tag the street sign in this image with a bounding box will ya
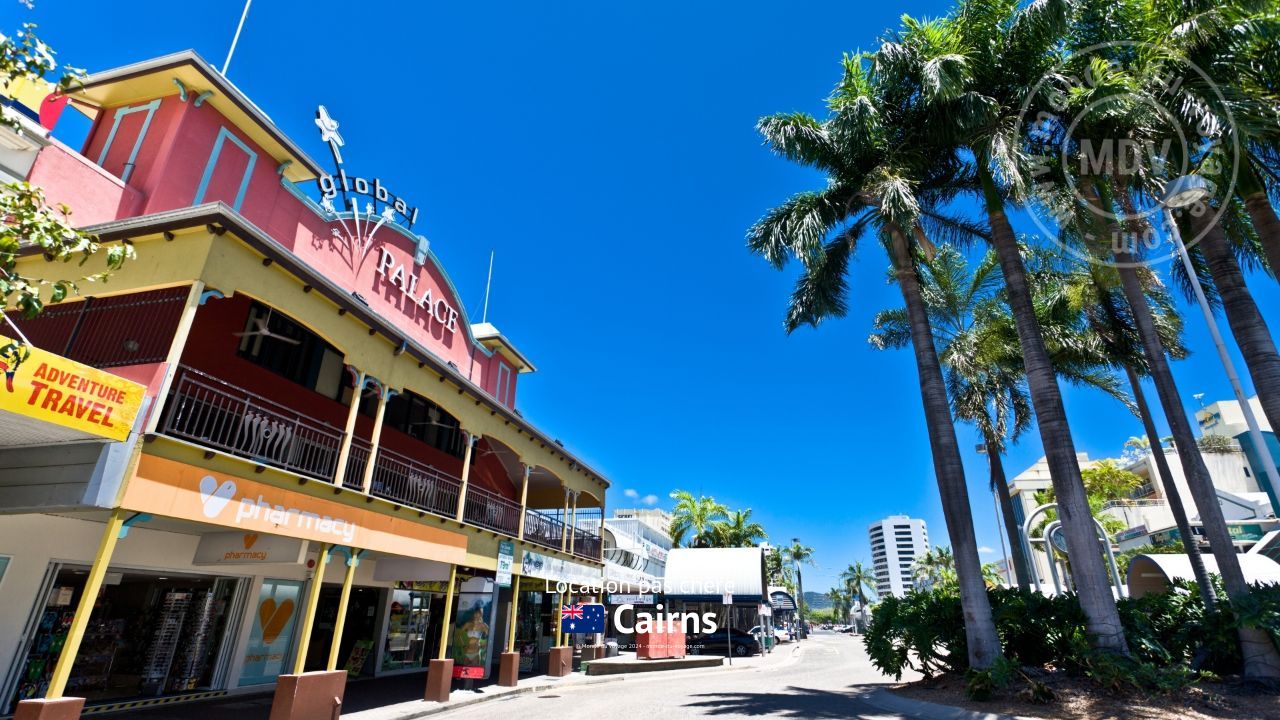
[722,592,733,605]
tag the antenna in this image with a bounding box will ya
[222,0,254,75]
[481,250,495,323]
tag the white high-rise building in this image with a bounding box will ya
[869,515,930,598]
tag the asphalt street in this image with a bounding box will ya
[439,631,926,720]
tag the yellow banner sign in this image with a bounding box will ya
[125,455,470,563]
[0,335,143,442]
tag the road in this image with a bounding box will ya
[442,631,925,720]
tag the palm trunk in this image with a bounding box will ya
[1184,214,1280,678]
[1237,164,1280,278]
[888,223,1001,669]
[1192,212,1280,453]
[985,436,1032,589]
[979,169,1128,654]
[1122,365,1217,611]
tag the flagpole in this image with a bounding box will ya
[221,0,254,75]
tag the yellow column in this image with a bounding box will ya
[455,433,478,520]
[506,574,521,652]
[568,492,579,554]
[46,510,127,698]
[332,370,367,487]
[516,465,531,540]
[327,548,361,671]
[437,565,458,660]
[145,281,205,434]
[293,543,332,674]
[360,388,392,493]
[559,488,570,552]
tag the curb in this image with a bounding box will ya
[344,676,624,720]
[861,688,1041,720]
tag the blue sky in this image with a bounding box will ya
[14,0,1280,593]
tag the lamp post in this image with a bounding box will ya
[1161,175,1280,503]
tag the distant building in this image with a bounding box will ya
[1196,395,1279,515]
[869,515,929,598]
[611,507,673,536]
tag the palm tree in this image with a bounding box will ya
[871,245,1130,590]
[668,491,727,549]
[783,540,814,639]
[711,509,767,548]
[827,587,850,624]
[912,546,958,591]
[1036,1,1280,675]
[839,562,877,630]
[750,51,1002,668]
[880,0,1131,655]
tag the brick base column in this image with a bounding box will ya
[547,646,573,677]
[425,658,454,702]
[497,652,519,687]
[14,698,86,720]
[268,670,346,720]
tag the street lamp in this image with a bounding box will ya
[1160,175,1280,504]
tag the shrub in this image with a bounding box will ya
[863,580,1280,689]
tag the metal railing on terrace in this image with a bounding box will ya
[162,366,344,479]
[464,484,522,536]
[161,366,602,557]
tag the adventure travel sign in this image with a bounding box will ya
[0,335,143,442]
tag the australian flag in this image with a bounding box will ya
[560,603,606,633]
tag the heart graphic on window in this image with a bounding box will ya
[243,533,260,550]
[258,597,295,645]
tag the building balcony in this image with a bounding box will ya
[160,365,602,557]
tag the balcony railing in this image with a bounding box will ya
[524,509,567,551]
[572,527,602,560]
[464,485,521,536]
[162,366,601,554]
[162,366,344,480]
[347,439,462,519]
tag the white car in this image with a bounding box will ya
[748,625,791,643]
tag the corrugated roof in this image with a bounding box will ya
[664,547,765,602]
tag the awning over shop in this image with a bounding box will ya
[664,547,765,602]
[1128,553,1280,598]
[768,586,797,611]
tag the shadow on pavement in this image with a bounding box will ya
[682,683,892,718]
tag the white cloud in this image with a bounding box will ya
[979,546,995,555]
[641,494,659,506]
[623,488,639,499]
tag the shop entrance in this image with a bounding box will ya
[9,567,239,708]
[303,586,380,675]
[381,589,443,673]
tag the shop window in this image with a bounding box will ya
[237,302,344,397]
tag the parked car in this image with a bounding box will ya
[688,627,762,656]
[748,624,790,643]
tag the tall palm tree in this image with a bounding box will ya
[880,0,1131,655]
[871,245,1131,590]
[827,587,850,624]
[1037,1,1280,675]
[783,540,815,639]
[839,561,877,630]
[750,51,1002,668]
[912,546,958,591]
[711,509,767,548]
[668,491,727,549]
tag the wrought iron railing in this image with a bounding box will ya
[347,438,462,519]
[524,509,567,551]
[572,527,602,560]
[162,366,345,480]
[464,485,521,536]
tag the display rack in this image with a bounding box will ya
[168,590,217,692]
[140,591,191,696]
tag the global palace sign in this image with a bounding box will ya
[311,105,461,335]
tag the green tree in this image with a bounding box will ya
[879,0,1130,655]
[710,508,767,548]
[1,18,132,350]
[839,561,877,628]
[870,245,1129,590]
[750,49,1002,668]
[668,490,727,549]
[783,540,815,638]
